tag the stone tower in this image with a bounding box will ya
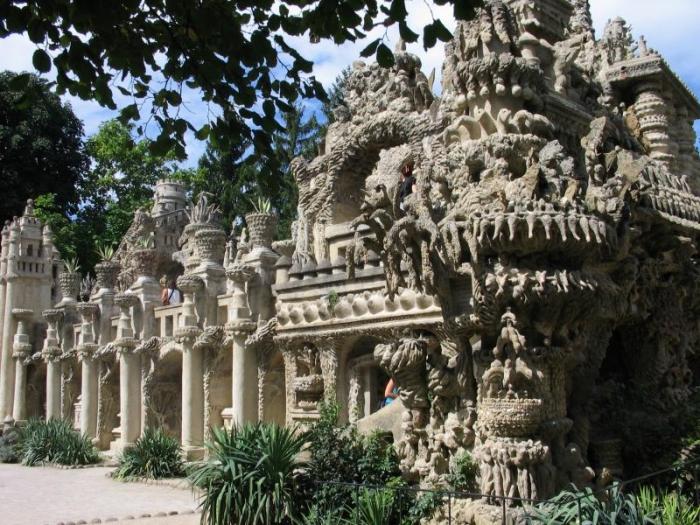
[0,200,57,421]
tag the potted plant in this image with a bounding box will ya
[245,197,277,249]
[94,243,121,289]
[58,257,81,301]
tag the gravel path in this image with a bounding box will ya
[0,464,200,525]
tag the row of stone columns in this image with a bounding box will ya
[3,215,278,458]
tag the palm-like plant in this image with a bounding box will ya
[189,423,306,525]
[134,233,155,249]
[249,196,272,214]
[62,257,81,274]
[95,243,115,261]
[112,427,184,480]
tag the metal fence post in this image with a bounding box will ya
[355,483,360,523]
[448,493,452,525]
[501,497,506,525]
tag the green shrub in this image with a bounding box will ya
[0,425,22,463]
[343,489,394,525]
[302,402,440,525]
[525,483,657,524]
[303,403,402,518]
[112,427,184,480]
[189,422,306,525]
[446,450,478,492]
[637,486,700,525]
[20,418,99,466]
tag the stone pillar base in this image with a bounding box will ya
[221,407,233,431]
[183,446,205,461]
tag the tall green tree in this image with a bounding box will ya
[0,1,481,157]
[35,119,193,272]
[0,70,88,222]
[184,104,323,240]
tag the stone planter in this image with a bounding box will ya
[131,248,158,279]
[182,222,207,271]
[245,212,277,249]
[94,260,121,289]
[478,397,544,438]
[194,227,226,266]
[58,271,80,301]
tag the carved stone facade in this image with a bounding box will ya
[0,0,698,510]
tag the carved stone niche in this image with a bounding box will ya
[292,344,324,410]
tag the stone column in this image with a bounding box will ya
[114,293,140,447]
[42,309,64,420]
[224,264,257,427]
[634,80,673,165]
[176,274,205,458]
[77,302,100,438]
[0,223,10,390]
[11,309,33,422]
[0,219,20,420]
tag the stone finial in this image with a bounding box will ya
[23,199,35,217]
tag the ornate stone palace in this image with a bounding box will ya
[1,0,698,503]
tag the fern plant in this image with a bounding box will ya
[95,243,115,261]
[112,427,184,480]
[62,257,81,274]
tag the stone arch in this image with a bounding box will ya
[342,335,391,424]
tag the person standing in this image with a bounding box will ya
[398,163,416,211]
[161,278,182,306]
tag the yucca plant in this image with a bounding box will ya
[62,257,81,274]
[189,422,306,525]
[19,418,99,466]
[249,196,272,214]
[112,427,184,480]
[524,483,658,524]
[343,489,394,525]
[95,243,115,261]
[134,234,155,249]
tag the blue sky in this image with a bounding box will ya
[0,0,697,166]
